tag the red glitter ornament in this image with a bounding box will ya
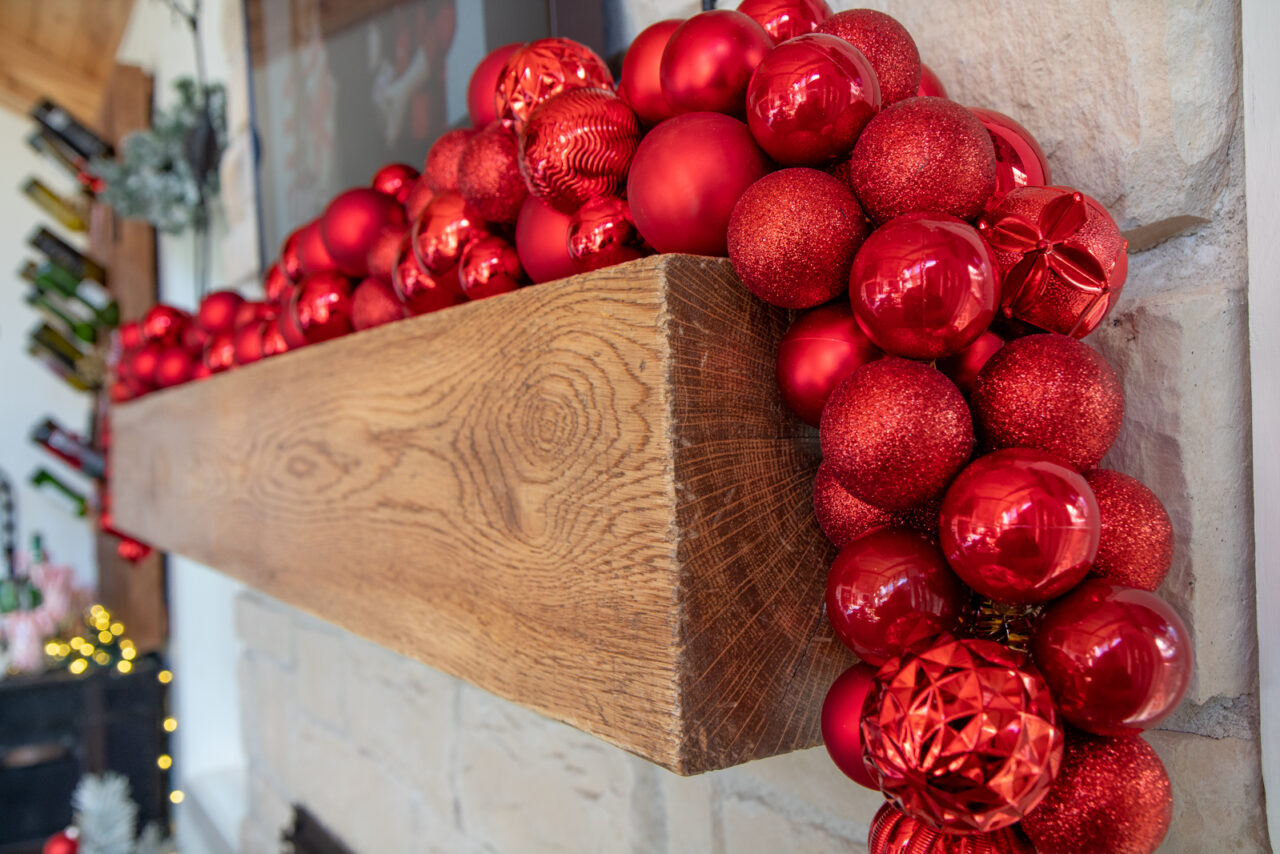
[918,64,947,98]
[628,112,771,256]
[818,9,921,105]
[392,240,466,316]
[1083,469,1174,591]
[367,223,409,283]
[142,304,189,345]
[937,331,1004,396]
[868,803,1036,854]
[515,196,576,283]
[196,290,245,336]
[289,272,354,344]
[279,228,304,281]
[821,663,878,789]
[819,358,974,511]
[728,168,870,308]
[660,10,774,118]
[737,0,832,42]
[412,191,491,276]
[849,98,997,223]
[813,463,939,547]
[320,188,405,278]
[423,128,475,193]
[970,109,1051,201]
[745,34,880,166]
[971,333,1124,471]
[296,219,339,275]
[1022,732,1172,854]
[850,213,999,360]
[459,236,525,300]
[495,38,614,132]
[619,19,681,125]
[468,42,522,128]
[404,176,436,223]
[154,345,196,387]
[978,185,1128,338]
[863,637,1064,834]
[776,302,879,426]
[458,122,528,223]
[351,277,407,331]
[940,448,1100,604]
[370,162,420,204]
[203,333,236,374]
[263,264,292,303]
[568,197,646,274]
[233,320,266,365]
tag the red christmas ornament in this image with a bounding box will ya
[1083,469,1174,591]
[289,273,354,344]
[191,361,213,380]
[863,637,1064,834]
[971,333,1124,471]
[826,527,965,665]
[1033,580,1191,735]
[868,803,1036,854]
[918,64,947,98]
[728,168,870,308]
[203,333,236,374]
[468,42,523,128]
[849,98,997,223]
[412,191,491,276]
[813,463,939,547]
[154,345,196,387]
[818,9,921,105]
[618,20,681,125]
[404,176,436,223]
[235,299,276,328]
[118,320,144,351]
[320,188,405,278]
[978,185,1128,338]
[351,277,407,331]
[108,380,136,403]
[116,538,152,562]
[737,0,832,42]
[568,197,646,274]
[515,196,577,283]
[195,290,244,336]
[820,358,974,511]
[42,828,78,854]
[745,34,881,166]
[366,223,410,283]
[180,321,208,355]
[296,219,339,275]
[970,108,1051,201]
[392,240,466,316]
[370,162,419,204]
[1022,732,1172,854]
[937,331,1005,396]
[261,315,293,358]
[279,227,304,281]
[459,236,525,300]
[821,663,879,789]
[775,301,879,426]
[495,38,614,132]
[628,112,771,256]
[263,264,292,304]
[850,213,999,360]
[660,10,774,118]
[142,304,189,345]
[233,320,267,365]
[459,122,528,223]
[423,128,475,193]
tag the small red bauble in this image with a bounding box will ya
[628,112,771,256]
[918,64,947,98]
[118,320,143,351]
[203,333,236,374]
[42,828,78,854]
[568,197,646,274]
[820,358,974,511]
[196,290,244,336]
[868,803,1036,854]
[1083,469,1174,591]
[261,315,293,358]
[366,223,409,283]
[392,241,465,316]
[459,122,528,224]
[468,42,523,128]
[737,0,832,42]
[404,176,436,223]
[937,330,1004,396]
[412,191,491,276]
[351,277,407,331]
[745,34,881,166]
[154,345,196,387]
[818,9,921,105]
[970,108,1051,201]
[1032,579,1191,735]
[142,304,189,345]
[289,273,354,344]
[515,196,577,283]
[296,219,339,275]
[320,188,405,278]
[850,213,999,360]
[495,38,614,132]
[1022,732,1172,854]
[849,97,997,223]
[971,333,1124,471]
[370,162,420,204]
[423,128,475,193]
[826,527,965,665]
[820,663,878,789]
[619,20,681,125]
[263,264,292,303]
[279,227,304,280]
[660,10,774,118]
[234,300,276,329]
[728,168,870,308]
[459,236,524,300]
[233,320,266,365]
[775,302,879,426]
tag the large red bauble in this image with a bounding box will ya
[320,188,405,278]
[263,264,292,303]
[202,333,236,374]
[1083,469,1174,591]
[351,277,407,331]
[392,240,465,316]
[42,829,78,854]
[296,219,339,275]
[142,304,189,345]
[918,64,947,98]
[468,42,523,128]
[849,98,997,223]
[745,34,880,166]
[232,320,266,365]
[940,448,1099,604]
[515,196,576,283]
[820,663,878,789]
[850,213,999,360]
[195,290,244,336]
[154,344,196,387]
[970,108,1051,201]
[1032,580,1191,735]
[618,20,681,125]
[495,38,614,132]
[820,358,974,510]
[660,10,774,118]
[279,228,304,280]
[775,301,879,426]
[1022,732,1172,854]
[412,191,491,276]
[404,176,436,222]
[812,463,939,547]
[869,803,1036,854]
[818,9,920,105]
[978,186,1128,338]
[370,162,419,204]
[738,0,832,42]
[728,168,870,307]
[628,112,771,256]
[423,128,474,193]
[971,333,1124,471]
[459,236,524,300]
[826,527,965,665]
[567,197,646,274]
[937,330,1004,396]
[366,223,409,283]
[289,273,354,344]
[458,122,527,224]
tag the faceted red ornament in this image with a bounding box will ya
[971,333,1124,471]
[263,264,292,303]
[515,196,577,283]
[519,89,641,214]
[775,302,879,426]
[196,290,244,336]
[918,64,947,98]
[850,98,997,223]
[351,277,407,331]
[458,122,528,224]
[404,176,436,223]
[813,463,939,547]
[937,331,1004,396]
[862,637,1064,834]
[850,213,999,360]
[818,9,921,105]
[370,162,420,204]
[978,185,1128,338]
[142,304,189,345]
[1022,732,1172,854]
[279,227,304,281]
[826,527,965,665]
[618,20,681,125]
[628,112,771,256]
[468,42,523,128]
[728,168,870,307]
[660,10,774,118]
[970,109,1051,201]
[289,272,354,344]
[118,320,143,351]
[202,333,236,374]
[459,236,524,300]
[261,316,293,358]
[568,197,646,274]
[1083,469,1174,591]
[154,345,196,387]
[232,320,266,365]
[738,0,832,42]
[320,188,406,278]
[821,663,879,789]
[820,358,974,511]
[296,219,339,275]
[412,191,491,276]
[495,38,614,132]
[1032,580,1192,735]
[746,34,881,166]
[42,828,79,854]
[423,128,475,193]
[868,803,1036,854]
[392,239,466,316]
[367,223,410,283]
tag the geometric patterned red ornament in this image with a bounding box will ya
[868,803,1036,854]
[495,38,614,133]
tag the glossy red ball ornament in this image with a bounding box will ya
[850,98,997,223]
[404,176,436,223]
[818,9,920,105]
[142,304,189,344]
[628,112,771,256]
[412,191,491,276]
[289,272,354,344]
[366,223,410,283]
[850,213,999,360]
[729,168,870,307]
[1083,469,1174,591]
[618,19,681,125]
[971,333,1124,471]
[515,196,577,283]
[370,162,420,204]
[423,128,475,193]
[196,290,245,336]
[746,34,880,166]
[203,333,236,373]
[279,228,304,281]
[458,121,528,224]
[868,803,1036,854]
[737,0,831,42]
[263,264,292,303]
[296,219,339,275]
[660,10,774,118]
[468,42,523,128]
[918,64,947,98]
[820,358,974,510]
[351,277,407,331]
[392,241,465,316]
[118,320,144,351]
[776,302,879,426]
[970,109,1051,201]
[495,38,614,132]
[1022,732,1172,854]
[459,236,524,300]
[863,637,1064,834]
[978,186,1128,338]
[42,829,78,854]
[826,527,965,665]
[261,315,293,358]
[232,320,267,365]
[568,197,646,274]
[937,330,1004,396]
[154,344,196,387]
[820,663,878,789]
[320,188,405,278]
[235,300,277,328]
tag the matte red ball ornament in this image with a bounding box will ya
[42,829,78,854]
[459,236,524,300]
[458,122,528,223]
[818,9,921,105]
[423,128,474,193]
[820,663,878,789]
[1083,469,1174,591]
[320,188,405,278]
[868,803,1036,854]
[412,191,491,276]
[351,277,407,331]
[970,108,1051,201]
[775,301,879,426]
[628,112,771,256]
[568,197,646,274]
[233,320,266,365]
[937,331,1004,396]
[849,97,997,223]
[289,273,354,344]
[745,34,880,166]
[367,223,409,283]
[370,162,419,204]
[392,241,465,316]
[660,10,774,118]
[196,290,245,336]
[515,196,576,283]
[918,64,947,98]
[142,304,189,345]
[202,333,235,374]
[468,42,522,128]
[737,0,832,42]
[495,38,614,132]
[404,176,436,223]
[618,20,681,125]
[154,345,196,387]
[263,264,292,303]
[296,219,339,275]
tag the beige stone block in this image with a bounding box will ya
[238,651,296,786]
[293,617,350,730]
[239,820,280,854]
[662,770,716,854]
[720,792,870,854]
[235,590,296,666]
[246,770,292,843]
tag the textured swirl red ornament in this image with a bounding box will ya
[868,803,1036,854]
[1083,469,1174,591]
[818,9,921,105]
[775,302,880,427]
[495,38,614,132]
[738,0,832,42]
[458,122,528,224]
[618,19,681,126]
[660,10,774,118]
[459,236,525,300]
